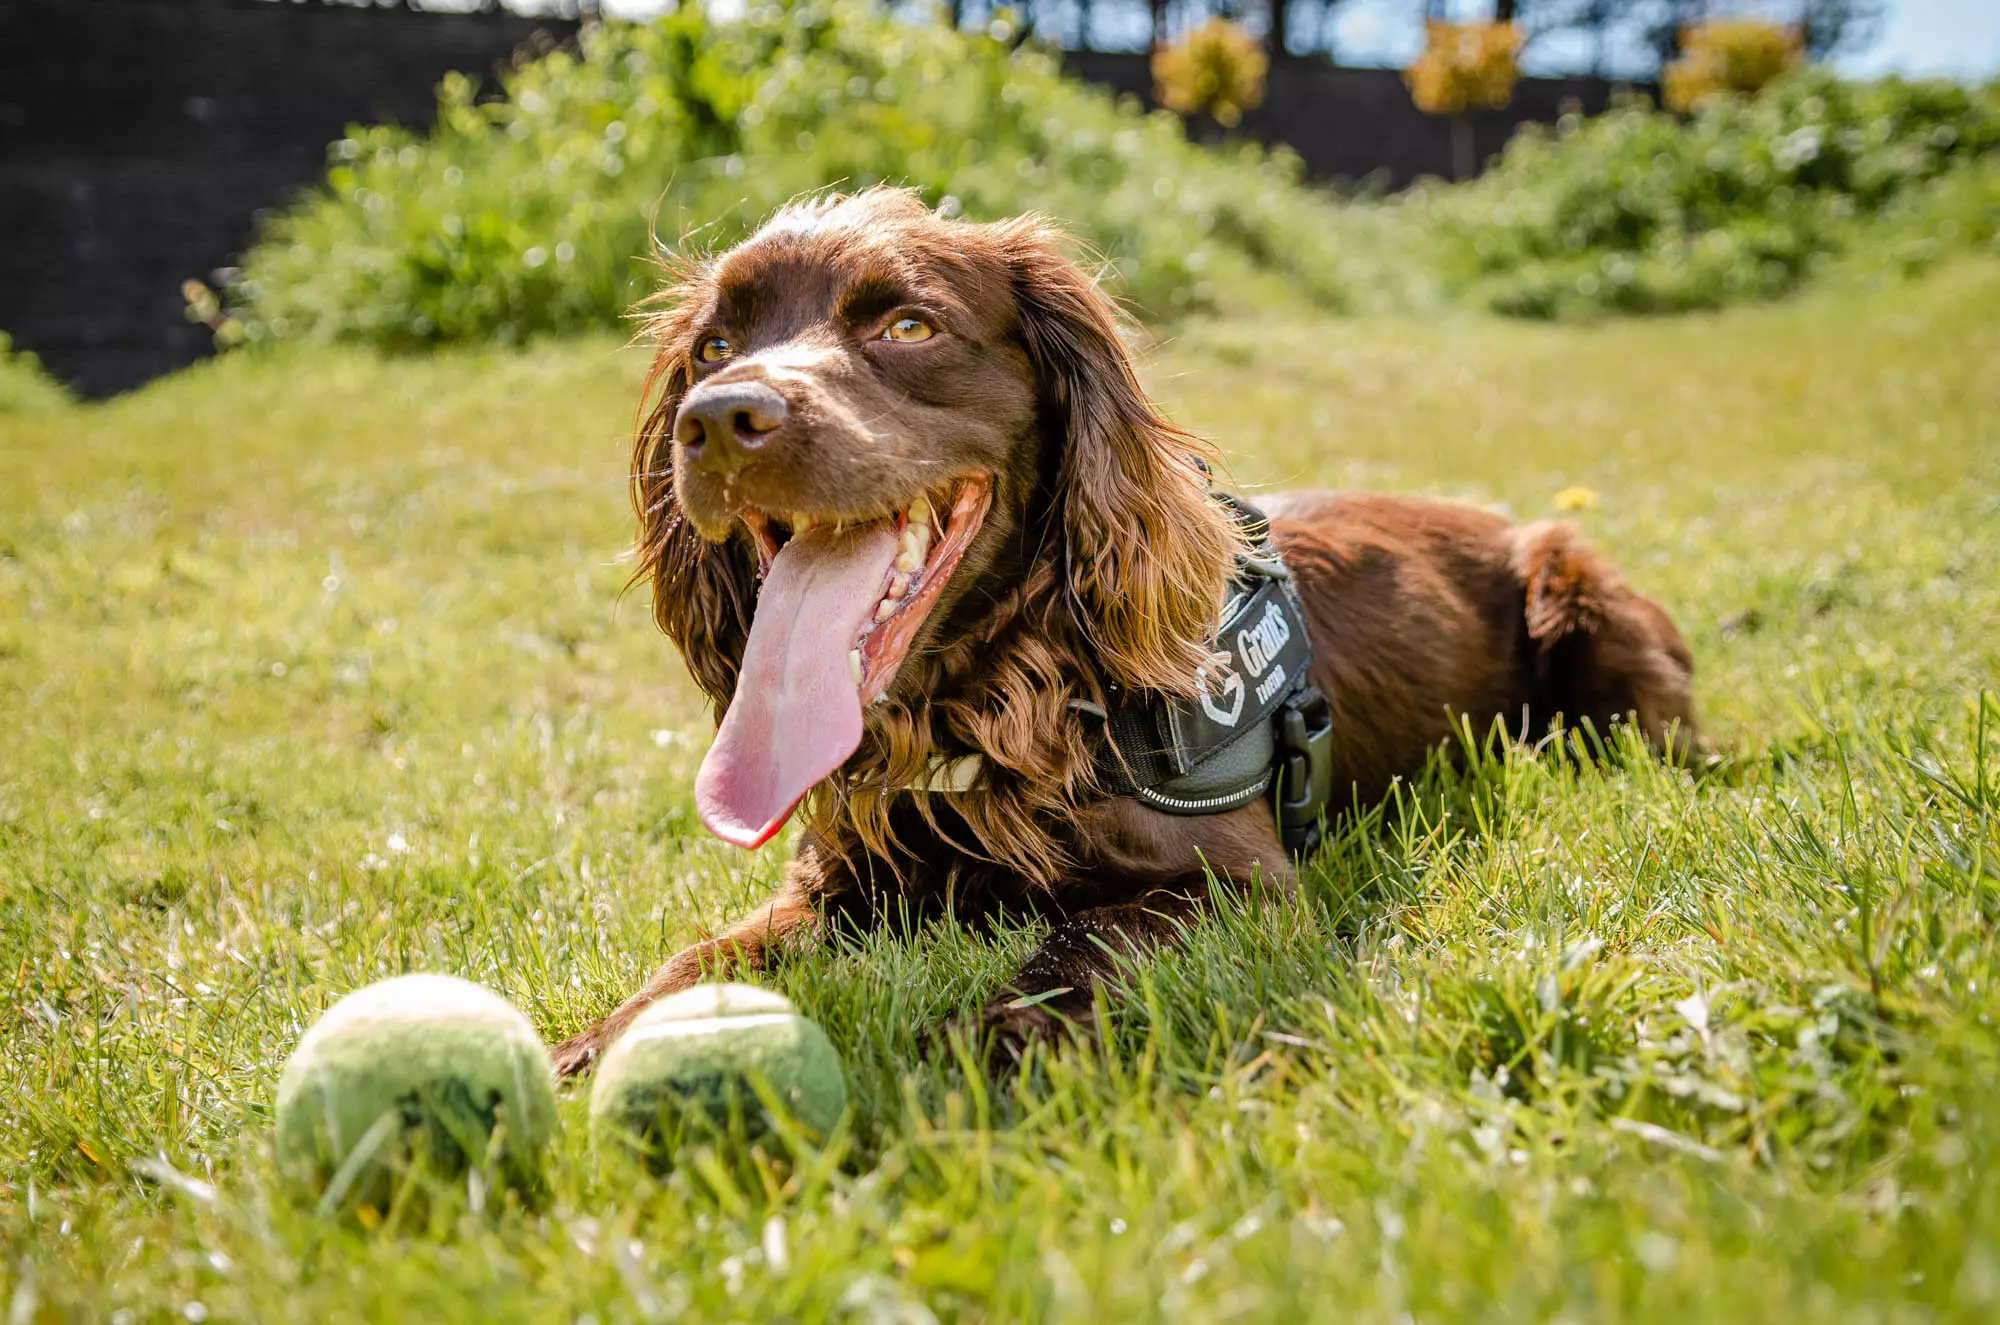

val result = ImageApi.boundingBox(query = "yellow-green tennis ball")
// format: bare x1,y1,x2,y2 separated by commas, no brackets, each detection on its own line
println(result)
274,974,556,1207
589,984,846,1168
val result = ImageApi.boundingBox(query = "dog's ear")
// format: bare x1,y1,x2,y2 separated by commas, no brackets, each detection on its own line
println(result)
1000,221,1242,697
632,291,759,717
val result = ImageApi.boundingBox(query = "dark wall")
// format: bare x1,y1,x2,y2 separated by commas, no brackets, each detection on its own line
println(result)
0,0,577,397
1064,52,1649,189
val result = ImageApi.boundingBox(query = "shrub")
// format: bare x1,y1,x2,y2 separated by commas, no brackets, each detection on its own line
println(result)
1838,154,2000,280
1424,69,2000,318
1151,18,1267,128
0,333,70,415
229,0,1349,350
1662,20,1805,115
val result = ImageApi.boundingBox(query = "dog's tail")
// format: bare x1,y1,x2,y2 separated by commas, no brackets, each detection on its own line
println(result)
1511,521,1701,762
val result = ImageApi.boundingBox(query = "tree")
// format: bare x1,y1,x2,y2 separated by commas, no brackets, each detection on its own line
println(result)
1641,0,1881,67
1795,0,1885,59
277,0,600,14
1154,17,1269,125
1486,0,1880,77
1404,18,1522,178
1662,17,1803,110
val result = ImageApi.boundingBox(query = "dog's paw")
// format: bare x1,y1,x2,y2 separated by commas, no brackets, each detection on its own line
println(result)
548,1026,607,1080
970,988,1095,1068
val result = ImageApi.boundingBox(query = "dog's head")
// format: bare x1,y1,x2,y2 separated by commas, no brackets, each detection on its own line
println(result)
633,189,1240,848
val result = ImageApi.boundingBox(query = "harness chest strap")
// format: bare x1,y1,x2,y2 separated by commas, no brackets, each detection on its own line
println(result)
909,493,1336,856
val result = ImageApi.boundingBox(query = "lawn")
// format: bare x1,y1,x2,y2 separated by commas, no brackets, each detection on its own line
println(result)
3,261,1998,1322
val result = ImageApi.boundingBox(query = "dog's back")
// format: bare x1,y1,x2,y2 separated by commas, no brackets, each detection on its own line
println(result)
1264,490,1698,804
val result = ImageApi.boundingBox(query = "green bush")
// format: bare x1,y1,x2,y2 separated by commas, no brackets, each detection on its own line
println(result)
0,333,71,415
231,1,1351,349
1841,154,2000,280
1425,70,2000,318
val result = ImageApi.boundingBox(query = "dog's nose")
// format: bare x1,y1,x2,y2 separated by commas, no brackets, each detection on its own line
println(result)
674,381,789,464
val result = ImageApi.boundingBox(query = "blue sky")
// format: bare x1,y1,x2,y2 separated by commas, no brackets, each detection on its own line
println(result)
1329,0,2000,77
1839,0,2000,78
574,1,2000,79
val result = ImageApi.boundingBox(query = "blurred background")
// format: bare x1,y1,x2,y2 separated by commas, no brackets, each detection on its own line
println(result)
0,0,1994,396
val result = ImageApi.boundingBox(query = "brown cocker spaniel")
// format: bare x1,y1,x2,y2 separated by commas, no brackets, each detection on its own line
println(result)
549,189,1698,1076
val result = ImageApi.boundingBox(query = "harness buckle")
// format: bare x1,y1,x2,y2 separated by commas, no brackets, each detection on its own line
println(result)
1273,685,1333,856
1238,550,1291,581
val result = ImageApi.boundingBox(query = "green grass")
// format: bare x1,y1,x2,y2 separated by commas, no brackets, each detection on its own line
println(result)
3,262,1998,1322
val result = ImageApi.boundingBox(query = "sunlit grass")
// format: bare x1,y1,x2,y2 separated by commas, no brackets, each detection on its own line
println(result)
2,263,1997,1321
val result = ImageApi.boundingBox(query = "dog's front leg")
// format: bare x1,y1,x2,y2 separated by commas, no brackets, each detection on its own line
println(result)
974,887,1207,1065
970,800,1298,1064
550,875,822,1078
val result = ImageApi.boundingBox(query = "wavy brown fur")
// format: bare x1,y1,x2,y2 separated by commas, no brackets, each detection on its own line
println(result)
627,190,1242,885
630,255,759,711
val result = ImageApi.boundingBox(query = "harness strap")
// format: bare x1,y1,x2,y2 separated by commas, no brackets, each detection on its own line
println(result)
1082,492,1333,855
903,491,1336,857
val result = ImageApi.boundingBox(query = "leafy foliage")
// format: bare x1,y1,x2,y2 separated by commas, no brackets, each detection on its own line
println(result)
230,1,1348,349
1403,20,1522,118
0,332,71,415
1424,69,2000,318
1151,17,1268,128
1662,19,1805,114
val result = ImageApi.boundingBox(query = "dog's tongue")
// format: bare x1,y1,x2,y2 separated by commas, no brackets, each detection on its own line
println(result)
695,523,899,848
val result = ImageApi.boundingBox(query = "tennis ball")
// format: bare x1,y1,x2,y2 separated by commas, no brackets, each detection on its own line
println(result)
588,983,846,1168
274,973,556,1208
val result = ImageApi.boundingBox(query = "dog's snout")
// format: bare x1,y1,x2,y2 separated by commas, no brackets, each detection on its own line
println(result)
674,381,790,463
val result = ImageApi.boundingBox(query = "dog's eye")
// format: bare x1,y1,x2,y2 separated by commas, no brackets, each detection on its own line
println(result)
882,317,934,343
696,336,732,363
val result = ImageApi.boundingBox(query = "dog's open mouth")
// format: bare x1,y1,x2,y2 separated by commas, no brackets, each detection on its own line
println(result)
693,474,993,849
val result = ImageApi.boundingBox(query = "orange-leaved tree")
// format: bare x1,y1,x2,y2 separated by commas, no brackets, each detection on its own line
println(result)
1152,17,1268,129
1404,19,1523,180
1663,19,1806,113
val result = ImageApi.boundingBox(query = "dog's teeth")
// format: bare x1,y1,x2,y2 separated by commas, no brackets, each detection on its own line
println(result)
887,572,909,599
793,514,815,534
894,528,925,572
875,598,896,621
848,650,863,685
907,495,933,528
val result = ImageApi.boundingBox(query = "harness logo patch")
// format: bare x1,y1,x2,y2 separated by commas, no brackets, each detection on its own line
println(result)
1236,600,1292,677
1255,663,1289,706
1196,666,1246,727
1192,596,1294,730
